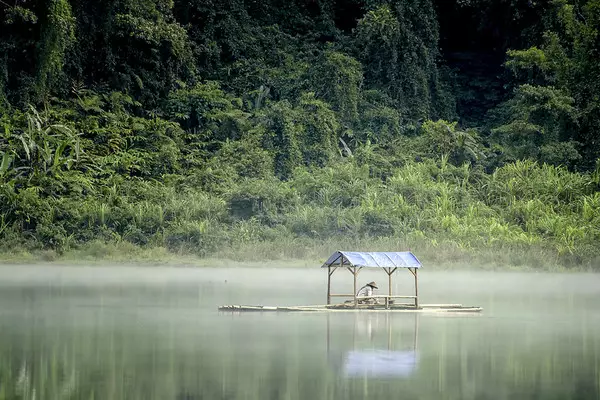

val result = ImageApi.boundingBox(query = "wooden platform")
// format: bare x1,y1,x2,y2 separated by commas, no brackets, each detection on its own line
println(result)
218,303,483,313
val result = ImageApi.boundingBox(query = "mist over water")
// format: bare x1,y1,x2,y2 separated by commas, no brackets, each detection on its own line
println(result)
0,265,598,399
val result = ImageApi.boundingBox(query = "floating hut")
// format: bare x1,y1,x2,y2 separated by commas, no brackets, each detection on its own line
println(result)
323,250,421,308
218,251,482,313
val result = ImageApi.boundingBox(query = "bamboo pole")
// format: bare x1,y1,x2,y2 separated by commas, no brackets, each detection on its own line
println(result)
330,294,416,298
217,304,483,312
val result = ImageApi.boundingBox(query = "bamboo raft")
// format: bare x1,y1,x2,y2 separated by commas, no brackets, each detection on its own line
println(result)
218,303,482,313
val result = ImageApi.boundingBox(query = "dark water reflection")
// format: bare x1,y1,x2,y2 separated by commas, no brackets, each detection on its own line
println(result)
0,266,598,400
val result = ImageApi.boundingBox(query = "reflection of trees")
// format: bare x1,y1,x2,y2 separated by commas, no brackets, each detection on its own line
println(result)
0,358,77,400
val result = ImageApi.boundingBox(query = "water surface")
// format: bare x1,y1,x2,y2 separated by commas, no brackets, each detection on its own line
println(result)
0,266,598,400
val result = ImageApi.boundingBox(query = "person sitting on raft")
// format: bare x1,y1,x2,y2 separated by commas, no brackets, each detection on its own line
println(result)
356,281,378,304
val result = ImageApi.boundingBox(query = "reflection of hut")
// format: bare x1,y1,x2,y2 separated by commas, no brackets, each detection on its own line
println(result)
322,251,421,308
327,313,420,378
344,349,417,378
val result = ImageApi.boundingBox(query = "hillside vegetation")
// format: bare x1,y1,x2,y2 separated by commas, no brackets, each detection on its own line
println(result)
1,0,599,268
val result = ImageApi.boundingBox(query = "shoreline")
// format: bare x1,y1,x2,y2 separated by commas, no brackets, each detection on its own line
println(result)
0,241,594,272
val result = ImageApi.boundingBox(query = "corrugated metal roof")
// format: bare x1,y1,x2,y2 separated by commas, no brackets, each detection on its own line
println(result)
321,251,422,269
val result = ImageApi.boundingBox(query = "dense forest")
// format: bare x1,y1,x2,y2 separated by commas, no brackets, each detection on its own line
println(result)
1,0,599,268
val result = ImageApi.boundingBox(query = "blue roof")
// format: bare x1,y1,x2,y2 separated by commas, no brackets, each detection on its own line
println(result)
321,251,422,269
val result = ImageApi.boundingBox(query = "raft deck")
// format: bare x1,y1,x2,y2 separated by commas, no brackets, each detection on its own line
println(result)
218,303,482,313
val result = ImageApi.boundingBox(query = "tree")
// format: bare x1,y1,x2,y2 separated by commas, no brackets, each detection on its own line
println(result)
354,1,453,120
498,0,600,169
422,120,484,166
309,49,363,126
491,84,579,166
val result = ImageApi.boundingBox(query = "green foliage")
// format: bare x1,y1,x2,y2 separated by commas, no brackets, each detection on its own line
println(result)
213,134,274,180
482,160,592,207
0,106,82,185
0,0,599,268
505,47,550,80
261,100,303,179
354,89,402,144
496,0,600,169
226,177,298,223
297,92,340,166
309,49,363,125
421,120,484,166
491,84,578,165
165,81,247,144
259,93,341,178
354,2,453,120
104,0,195,104
36,0,75,99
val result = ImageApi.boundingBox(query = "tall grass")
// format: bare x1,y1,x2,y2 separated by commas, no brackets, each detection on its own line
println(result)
1,157,599,269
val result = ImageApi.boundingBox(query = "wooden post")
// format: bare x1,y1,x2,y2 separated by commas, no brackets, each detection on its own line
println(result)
325,253,343,306
414,268,419,308
383,267,392,309
384,267,397,309
388,268,392,309
353,266,357,307
327,267,338,305
327,265,331,305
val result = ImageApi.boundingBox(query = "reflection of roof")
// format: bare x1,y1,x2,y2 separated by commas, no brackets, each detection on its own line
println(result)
343,350,418,377
321,251,422,269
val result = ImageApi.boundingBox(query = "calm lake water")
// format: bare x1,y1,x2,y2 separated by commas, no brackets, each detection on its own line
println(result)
0,266,598,400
